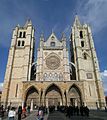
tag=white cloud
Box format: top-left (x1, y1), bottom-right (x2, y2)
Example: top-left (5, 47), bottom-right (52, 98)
top-left (0, 83), bottom-right (3, 91)
top-left (77, 0), bottom-right (107, 33)
top-left (101, 70), bottom-right (107, 78)
top-left (101, 70), bottom-right (107, 93)
top-left (101, 70), bottom-right (107, 77)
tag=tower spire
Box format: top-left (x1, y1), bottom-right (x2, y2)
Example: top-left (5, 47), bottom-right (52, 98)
top-left (73, 15), bottom-right (81, 27)
top-left (62, 32), bottom-right (66, 41)
top-left (24, 19), bottom-right (32, 27)
top-left (40, 32), bottom-right (44, 41)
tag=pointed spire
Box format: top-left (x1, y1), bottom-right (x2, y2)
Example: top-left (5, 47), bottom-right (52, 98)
top-left (61, 32), bottom-right (66, 48)
top-left (62, 32), bottom-right (66, 38)
top-left (24, 20), bottom-right (29, 27)
top-left (62, 32), bottom-right (66, 41)
top-left (51, 29), bottom-right (55, 36)
top-left (40, 32), bottom-right (44, 48)
top-left (73, 15), bottom-right (81, 27)
top-left (40, 32), bottom-right (44, 41)
top-left (17, 24), bottom-right (20, 27)
top-left (24, 19), bottom-right (32, 27)
top-left (28, 19), bottom-right (32, 25)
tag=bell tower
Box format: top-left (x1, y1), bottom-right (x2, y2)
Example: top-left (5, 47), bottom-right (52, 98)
top-left (1, 20), bottom-right (35, 106)
top-left (70, 15), bottom-right (105, 108)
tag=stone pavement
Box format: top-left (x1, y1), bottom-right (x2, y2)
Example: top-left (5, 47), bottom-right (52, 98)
top-left (23, 111), bottom-right (48, 120)
top-left (89, 110), bottom-right (107, 120)
top-left (22, 110), bottom-right (107, 120)
top-left (1, 110), bottom-right (107, 120)
top-left (48, 111), bottom-right (69, 120)
top-left (48, 110), bottom-right (107, 120)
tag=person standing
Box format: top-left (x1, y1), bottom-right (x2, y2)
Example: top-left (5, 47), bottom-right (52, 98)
top-left (27, 106), bottom-right (30, 114)
top-left (37, 107), bottom-right (44, 120)
top-left (22, 107), bottom-right (26, 118)
top-left (18, 106), bottom-right (22, 120)
top-left (8, 107), bottom-right (16, 120)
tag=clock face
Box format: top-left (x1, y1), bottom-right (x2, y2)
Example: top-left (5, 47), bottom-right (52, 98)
top-left (46, 55), bottom-right (60, 70)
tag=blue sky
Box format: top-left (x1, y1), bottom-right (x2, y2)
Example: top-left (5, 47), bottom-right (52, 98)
top-left (0, 0), bottom-right (107, 94)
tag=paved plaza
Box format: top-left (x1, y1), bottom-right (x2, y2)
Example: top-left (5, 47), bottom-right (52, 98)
top-left (1, 110), bottom-right (107, 120)
top-left (48, 111), bottom-right (107, 120)
top-left (23, 110), bottom-right (107, 120)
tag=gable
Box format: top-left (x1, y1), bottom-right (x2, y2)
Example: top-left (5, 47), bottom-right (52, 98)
top-left (44, 32), bottom-right (62, 47)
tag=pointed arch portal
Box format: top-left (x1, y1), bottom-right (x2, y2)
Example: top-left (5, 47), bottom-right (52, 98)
top-left (25, 86), bottom-right (39, 107)
top-left (45, 84), bottom-right (63, 107)
top-left (68, 84), bottom-right (82, 106)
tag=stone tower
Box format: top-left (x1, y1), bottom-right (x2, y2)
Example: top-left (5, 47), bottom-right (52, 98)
top-left (70, 16), bottom-right (105, 108)
top-left (1, 20), bottom-right (35, 106)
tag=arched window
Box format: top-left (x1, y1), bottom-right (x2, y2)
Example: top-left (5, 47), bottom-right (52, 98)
top-left (44, 73), bottom-right (47, 81)
top-left (80, 31), bottom-right (83, 39)
top-left (81, 41), bottom-right (84, 47)
top-left (55, 73), bottom-right (58, 80)
top-left (49, 73), bottom-right (52, 81)
top-left (83, 53), bottom-right (87, 60)
top-left (23, 31), bottom-right (26, 38)
top-left (18, 41), bottom-right (21, 46)
top-left (19, 32), bottom-right (22, 38)
top-left (59, 73), bottom-right (63, 81)
top-left (22, 41), bottom-right (25, 46)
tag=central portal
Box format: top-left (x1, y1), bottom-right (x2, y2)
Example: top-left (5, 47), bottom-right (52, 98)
top-left (45, 84), bottom-right (63, 107)
top-left (46, 90), bottom-right (60, 106)
top-left (48, 98), bottom-right (59, 106)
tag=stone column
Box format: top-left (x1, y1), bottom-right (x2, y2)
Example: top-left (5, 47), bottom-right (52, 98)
top-left (39, 90), bottom-right (41, 106)
top-left (46, 98), bottom-right (48, 108)
top-left (66, 90), bottom-right (69, 106)
top-left (75, 99), bottom-right (78, 106)
top-left (65, 90), bottom-right (68, 106)
top-left (62, 90), bottom-right (66, 106)
top-left (31, 99), bottom-right (33, 111)
top-left (22, 101), bottom-right (24, 108)
top-left (60, 98), bottom-right (62, 106)
top-left (42, 90), bottom-right (45, 106)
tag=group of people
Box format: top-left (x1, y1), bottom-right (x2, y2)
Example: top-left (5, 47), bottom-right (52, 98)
top-left (36, 106), bottom-right (47, 120)
top-left (8, 105), bottom-right (31, 120)
top-left (0, 105), bottom-right (31, 120)
top-left (56, 105), bottom-right (90, 117)
top-left (38, 104), bottom-right (89, 116)
top-left (65, 105), bottom-right (89, 117)
top-left (0, 105), bottom-right (5, 118)
top-left (0, 104), bottom-right (89, 120)
top-left (36, 105), bottom-right (89, 119)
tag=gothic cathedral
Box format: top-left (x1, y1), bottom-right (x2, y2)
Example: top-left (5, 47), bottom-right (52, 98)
top-left (1, 16), bottom-right (105, 109)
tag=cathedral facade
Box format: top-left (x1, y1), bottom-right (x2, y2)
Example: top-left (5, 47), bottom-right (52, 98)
top-left (1, 16), bottom-right (105, 109)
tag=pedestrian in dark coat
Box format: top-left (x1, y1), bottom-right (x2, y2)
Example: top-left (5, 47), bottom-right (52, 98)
top-left (80, 106), bottom-right (84, 116)
top-left (18, 106), bottom-right (22, 120)
top-left (84, 106), bottom-right (89, 116)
